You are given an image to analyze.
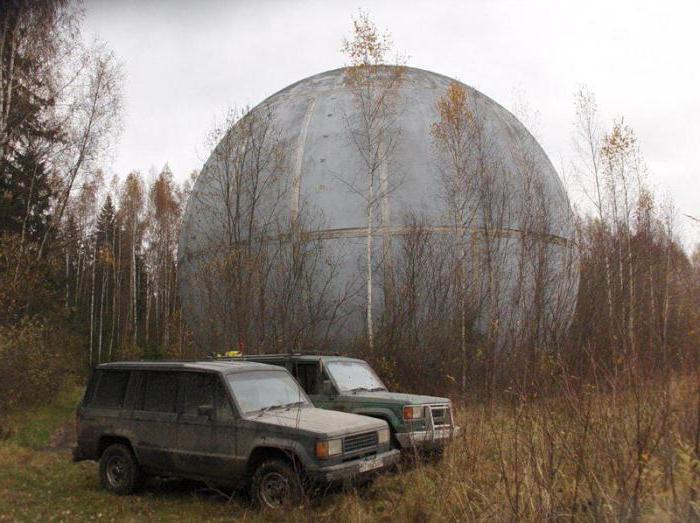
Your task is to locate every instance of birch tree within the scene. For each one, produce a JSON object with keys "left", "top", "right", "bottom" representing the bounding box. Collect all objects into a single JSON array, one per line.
[
  {"left": 431, "top": 81, "right": 510, "bottom": 390},
  {"left": 431, "top": 82, "right": 481, "bottom": 391},
  {"left": 341, "top": 11, "right": 405, "bottom": 352},
  {"left": 145, "top": 165, "right": 182, "bottom": 354},
  {"left": 37, "top": 42, "right": 123, "bottom": 260},
  {"left": 118, "top": 172, "right": 145, "bottom": 349}
]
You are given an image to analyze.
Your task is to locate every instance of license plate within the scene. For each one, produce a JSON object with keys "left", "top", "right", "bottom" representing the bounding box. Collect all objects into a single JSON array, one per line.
[{"left": 358, "top": 456, "right": 383, "bottom": 473}]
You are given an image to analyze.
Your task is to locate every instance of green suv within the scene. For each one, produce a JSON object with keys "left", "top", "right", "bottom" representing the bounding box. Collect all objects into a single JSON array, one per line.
[{"left": 234, "top": 354, "right": 461, "bottom": 452}]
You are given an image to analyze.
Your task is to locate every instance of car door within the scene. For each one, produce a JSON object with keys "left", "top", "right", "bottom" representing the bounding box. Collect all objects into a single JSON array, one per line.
[
  {"left": 79, "top": 369, "right": 131, "bottom": 457},
  {"left": 130, "top": 370, "right": 179, "bottom": 472},
  {"left": 176, "top": 372, "right": 237, "bottom": 480}
]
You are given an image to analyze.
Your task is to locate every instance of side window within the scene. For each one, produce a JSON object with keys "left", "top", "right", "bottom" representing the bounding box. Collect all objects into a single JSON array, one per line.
[
  {"left": 214, "top": 380, "right": 234, "bottom": 421},
  {"left": 181, "top": 372, "right": 215, "bottom": 416},
  {"left": 90, "top": 370, "right": 130, "bottom": 409},
  {"left": 123, "top": 371, "right": 143, "bottom": 409},
  {"left": 141, "top": 371, "right": 178, "bottom": 413},
  {"left": 295, "top": 363, "right": 320, "bottom": 395}
]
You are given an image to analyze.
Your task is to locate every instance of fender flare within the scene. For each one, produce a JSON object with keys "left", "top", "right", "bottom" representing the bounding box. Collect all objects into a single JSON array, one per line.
[
  {"left": 245, "top": 436, "right": 313, "bottom": 470},
  {"left": 97, "top": 429, "right": 140, "bottom": 460},
  {"left": 351, "top": 408, "right": 402, "bottom": 432}
]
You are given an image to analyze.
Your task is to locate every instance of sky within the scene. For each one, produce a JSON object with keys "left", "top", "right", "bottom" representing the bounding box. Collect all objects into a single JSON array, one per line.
[{"left": 82, "top": 0, "right": 700, "bottom": 243}]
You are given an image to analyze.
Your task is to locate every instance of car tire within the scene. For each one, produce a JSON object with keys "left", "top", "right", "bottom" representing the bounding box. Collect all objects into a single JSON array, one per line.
[
  {"left": 251, "top": 459, "right": 303, "bottom": 509},
  {"left": 418, "top": 446, "right": 445, "bottom": 464},
  {"left": 99, "top": 443, "right": 143, "bottom": 495}
]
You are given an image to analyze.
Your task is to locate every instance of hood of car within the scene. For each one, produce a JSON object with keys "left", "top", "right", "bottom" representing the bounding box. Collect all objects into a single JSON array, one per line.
[
  {"left": 339, "top": 390, "right": 449, "bottom": 406},
  {"left": 255, "top": 406, "right": 386, "bottom": 438}
]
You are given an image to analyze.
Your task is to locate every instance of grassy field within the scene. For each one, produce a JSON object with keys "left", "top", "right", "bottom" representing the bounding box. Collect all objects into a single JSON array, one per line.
[
  {"left": 0, "top": 375, "right": 698, "bottom": 522},
  {"left": 0, "top": 387, "right": 413, "bottom": 522}
]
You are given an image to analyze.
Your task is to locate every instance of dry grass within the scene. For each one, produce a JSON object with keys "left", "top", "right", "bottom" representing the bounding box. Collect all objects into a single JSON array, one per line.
[
  {"left": 0, "top": 373, "right": 698, "bottom": 522},
  {"left": 325, "top": 373, "right": 700, "bottom": 522}
]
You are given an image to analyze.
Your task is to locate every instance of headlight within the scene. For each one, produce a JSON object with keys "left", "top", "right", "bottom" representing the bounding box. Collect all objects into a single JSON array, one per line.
[
  {"left": 315, "top": 438, "right": 343, "bottom": 459},
  {"left": 377, "top": 427, "right": 390, "bottom": 445},
  {"left": 403, "top": 405, "right": 425, "bottom": 420}
]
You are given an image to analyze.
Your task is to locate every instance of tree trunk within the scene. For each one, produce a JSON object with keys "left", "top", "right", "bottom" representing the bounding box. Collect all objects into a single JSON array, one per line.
[
  {"left": 89, "top": 238, "right": 97, "bottom": 366},
  {"left": 366, "top": 167, "right": 374, "bottom": 353}
]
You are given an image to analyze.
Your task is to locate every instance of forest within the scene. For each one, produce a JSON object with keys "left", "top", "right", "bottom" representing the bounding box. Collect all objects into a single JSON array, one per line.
[{"left": 1, "top": 2, "right": 699, "bottom": 520}]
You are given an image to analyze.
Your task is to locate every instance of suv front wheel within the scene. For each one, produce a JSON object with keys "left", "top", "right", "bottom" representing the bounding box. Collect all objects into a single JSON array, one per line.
[
  {"left": 251, "top": 459, "right": 303, "bottom": 509},
  {"left": 99, "top": 443, "right": 143, "bottom": 495}
]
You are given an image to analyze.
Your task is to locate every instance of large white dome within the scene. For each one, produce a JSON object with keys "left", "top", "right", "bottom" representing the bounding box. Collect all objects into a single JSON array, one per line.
[{"left": 179, "top": 67, "right": 578, "bottom": 352}]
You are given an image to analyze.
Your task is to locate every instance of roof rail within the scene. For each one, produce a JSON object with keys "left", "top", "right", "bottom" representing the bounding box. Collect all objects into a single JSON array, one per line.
[
  {"left": 296, "top": 351, "right": 342, "bottom": 357},
  {"left": 210, "top": 351, "right": 343, "bottom": 359}
]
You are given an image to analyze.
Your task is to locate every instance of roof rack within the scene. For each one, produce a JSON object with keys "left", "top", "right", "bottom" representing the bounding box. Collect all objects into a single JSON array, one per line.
[
  {"left": 295, "top": 351, "right": 342, "bottom": 357},
  {"left": 209, "top": 351, "right": 342, "bottom": 359}
]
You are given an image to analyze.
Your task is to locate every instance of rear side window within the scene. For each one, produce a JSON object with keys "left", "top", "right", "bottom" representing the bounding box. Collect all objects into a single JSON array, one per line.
[
  {"left": 90, "top": 370, "right": 130, "bottom": 409},
  {"left": 141, "top": 371, "right": 178, "bottom": 413},
  {"left": 181, "top": 372, "right": 215, "bottom": 416}
]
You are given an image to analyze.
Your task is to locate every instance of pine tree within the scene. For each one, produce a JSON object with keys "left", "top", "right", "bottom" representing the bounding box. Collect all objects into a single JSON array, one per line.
[
  {"left": 95, "top": 195, "right": 116, "bottom": 249},
  {"left": 0, "top": 145, "right": 54, "bottom": 241}
]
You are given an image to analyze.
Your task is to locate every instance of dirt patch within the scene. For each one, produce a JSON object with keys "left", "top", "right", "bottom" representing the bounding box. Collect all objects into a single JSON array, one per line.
[{"left": 45, "top": 421, "right": 76, "bottom": 452}]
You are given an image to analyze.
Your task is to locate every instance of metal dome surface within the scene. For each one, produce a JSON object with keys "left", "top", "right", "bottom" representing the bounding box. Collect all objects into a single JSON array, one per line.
[{"left": 179, "top": 67, "right": 578, "bottom": 352}]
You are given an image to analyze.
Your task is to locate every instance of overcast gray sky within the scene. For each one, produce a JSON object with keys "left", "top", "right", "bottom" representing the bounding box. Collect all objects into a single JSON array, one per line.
[{"left": 83, "top": 0, "right": 699, "bottom": 241}]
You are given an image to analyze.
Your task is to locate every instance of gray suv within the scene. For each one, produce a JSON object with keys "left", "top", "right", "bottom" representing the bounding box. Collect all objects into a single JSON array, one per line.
[{"left": 73, "top": 361, "right": 400, "bottom": 508}]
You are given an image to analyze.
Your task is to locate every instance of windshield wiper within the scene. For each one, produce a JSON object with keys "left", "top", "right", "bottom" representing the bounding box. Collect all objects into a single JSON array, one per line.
[
  {"left": 255, "top": 401, "right": 306, "bottom": 416},
  {"left": 254, "top": 404, "right": 286, "bottom": 417},
  {"left": 282, "top": 401, "right": 306, "bottom": 410}
]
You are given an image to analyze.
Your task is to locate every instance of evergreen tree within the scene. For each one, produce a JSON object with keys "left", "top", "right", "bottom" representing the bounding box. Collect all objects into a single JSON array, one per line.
[
  {"left": 95, "top": 195, "right": 116, "bottom": 250},
  {"left": 0, "top": 145, "right": 54, "bottom": 240}
]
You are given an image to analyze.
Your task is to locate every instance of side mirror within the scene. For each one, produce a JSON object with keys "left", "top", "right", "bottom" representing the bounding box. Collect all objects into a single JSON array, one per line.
[{"left": 197, "top": 405, "right": 214, "bottom": 419}]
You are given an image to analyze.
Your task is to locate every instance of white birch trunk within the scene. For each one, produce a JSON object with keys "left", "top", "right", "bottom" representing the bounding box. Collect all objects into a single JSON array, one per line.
[
  {"left": 89, "top": 238, "right": 97, "bottom": 365},
  {"left": 366, "top": 170, "right": 374, "bottom": 352}
]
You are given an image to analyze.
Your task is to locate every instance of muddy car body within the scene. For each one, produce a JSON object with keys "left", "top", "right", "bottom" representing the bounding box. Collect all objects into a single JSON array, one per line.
[
  {"left": 73, "top": 361, "right": 399, "bottom": 507},
  {"left": 234, "top": 355, "right": 461, "bottom": 451}
]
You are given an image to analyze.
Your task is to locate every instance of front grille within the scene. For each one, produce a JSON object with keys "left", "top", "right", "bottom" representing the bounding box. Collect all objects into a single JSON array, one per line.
[
  {"left": 343, "top": 431, "right": 378, "bottom": 453},
  {"left": 429, "top": 404, "right": 452, "bottom": 428}
]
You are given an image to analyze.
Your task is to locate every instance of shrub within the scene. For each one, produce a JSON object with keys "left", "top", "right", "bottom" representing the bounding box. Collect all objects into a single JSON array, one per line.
[{"left": 0, "top": 315, "right": 78, "bottom": 413}]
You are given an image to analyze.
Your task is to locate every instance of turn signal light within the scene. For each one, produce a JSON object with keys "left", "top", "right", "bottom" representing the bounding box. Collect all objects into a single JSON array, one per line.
[
  {"left": 315, "top": 438, "right": 342, "bottom": 458},
  {"left": 403, "top": 405, "right": 425, "bottom": 420}
]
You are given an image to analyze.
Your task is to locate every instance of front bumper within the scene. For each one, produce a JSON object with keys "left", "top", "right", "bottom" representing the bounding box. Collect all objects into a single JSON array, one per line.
[
  {"left": 395, "top": 426, "right": 462, "bottom": 448},
  {"left": 307, "top": 448, "right": 401, "bottom": 483}
]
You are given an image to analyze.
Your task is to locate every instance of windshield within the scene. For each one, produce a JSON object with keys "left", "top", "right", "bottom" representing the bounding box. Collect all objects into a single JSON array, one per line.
[
  {"left": 325, "top": 361, "right": 386, "bottom": 393},
  {"left": 227, "top": 370, "right": 310, "bottom": 415}
]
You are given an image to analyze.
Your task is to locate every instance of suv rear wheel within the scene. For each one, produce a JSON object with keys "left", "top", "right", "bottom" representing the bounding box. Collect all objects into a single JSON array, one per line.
[
  {"left": 99, "top": 443, "right": 143, "bottom": 495},
  {"left": 251, "top": 459, "right": 303, "bottom": 509}
]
